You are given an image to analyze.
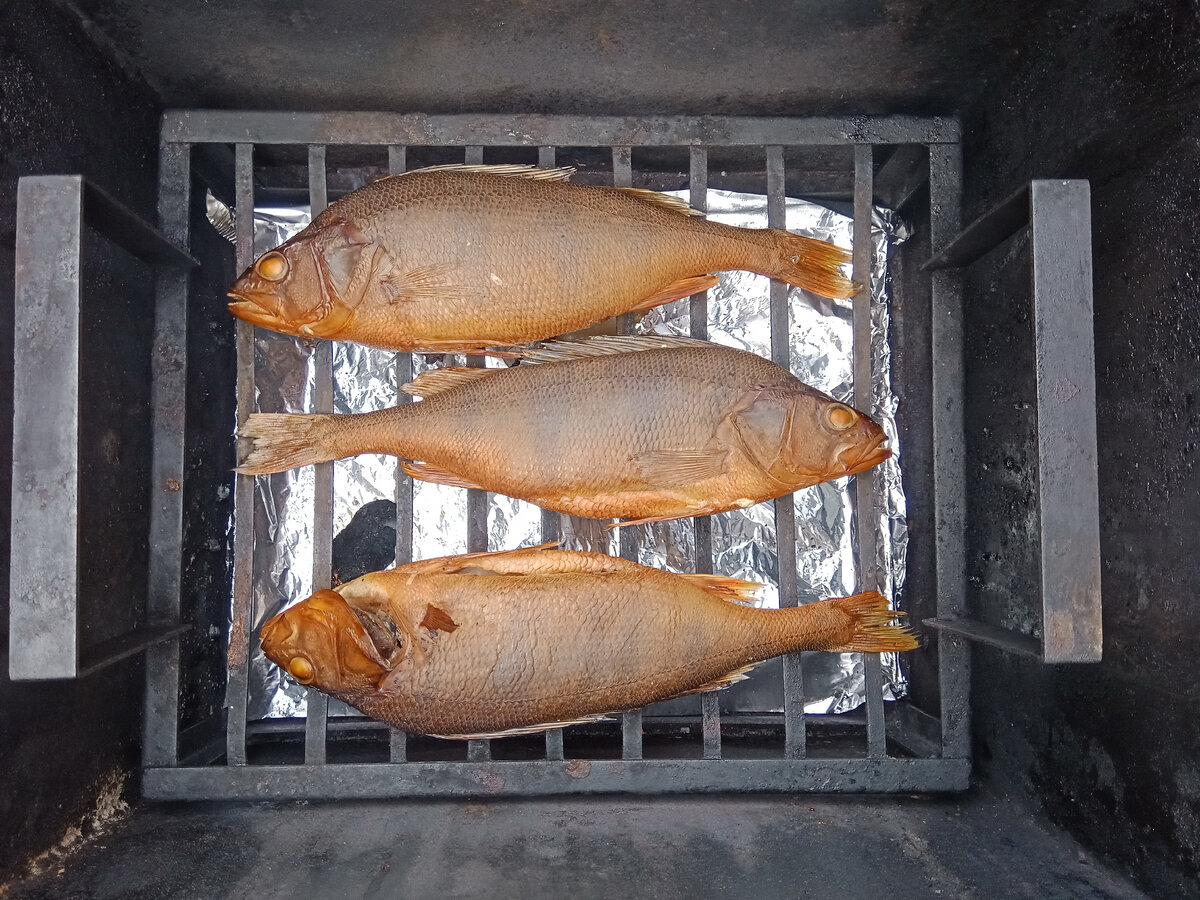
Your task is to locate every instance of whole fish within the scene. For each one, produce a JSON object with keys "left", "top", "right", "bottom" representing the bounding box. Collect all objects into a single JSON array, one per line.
[
  {"left": 259, "top": 546, "right": 916, "bottom": 738},
  {"left": 227, "top": 164, "right": 857, "bottom": 353},
  {"left": 236, "top": 336, "right": 891, "bottom": 524}
]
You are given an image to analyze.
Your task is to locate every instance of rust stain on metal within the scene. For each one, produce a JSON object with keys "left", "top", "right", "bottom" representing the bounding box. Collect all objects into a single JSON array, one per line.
[
  {"left": 1052, "top": 377, "right": 1080, "bottom": 403},
  {"left": 227, "top": 619, "right": 247, "bottom": 668},
  {"left": 165, "top": 477, "right": 181, "bottom": 492},
  {"left": 477, "top": 771, "right": 505, "bottom": 793},
  {"left": 566, "top": 759, "right": 591, "bottom": 779}
]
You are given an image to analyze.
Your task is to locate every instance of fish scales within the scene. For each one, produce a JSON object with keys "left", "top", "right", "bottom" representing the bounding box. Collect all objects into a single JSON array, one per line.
[
  {"left": 258, "top": 548, "right": 917, "bottom": 737},
  {"left": 238, "top": 339, "right": 892, "bottom": 522},
  {"left": 229, "top": 166, "right": 856, "bottom": 351}
]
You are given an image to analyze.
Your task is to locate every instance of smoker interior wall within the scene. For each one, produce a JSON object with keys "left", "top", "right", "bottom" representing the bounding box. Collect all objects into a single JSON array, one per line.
[
  {"left": 954, "top": 3, "right": 1200, "bottom": 895},
  {"left": 0, "top": 0, "right": 160, "bottom": 882}
]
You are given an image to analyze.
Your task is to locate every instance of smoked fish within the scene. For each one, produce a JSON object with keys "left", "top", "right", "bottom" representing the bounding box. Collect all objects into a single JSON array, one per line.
[
  {"left": 259, "top": 546, "right": 917, "bottom": 738},
  {"left": 236, "top": 336, "right": 891, "bottom": 524},
  {"left": 227, "top": 164, "right": 857, "bottom": 353}
]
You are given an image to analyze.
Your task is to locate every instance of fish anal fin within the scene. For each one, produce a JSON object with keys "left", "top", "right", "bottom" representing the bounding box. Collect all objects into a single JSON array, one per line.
[
  {"left": 632, "top": 447, "right": 729, "bottom": 485},
  {"left": 401, "top": 461, "right": 487, "bottom": 491},
  {"left": 389, "top": 163, "right": 576, "bottom": 182},
  {"left": 665, "top": 663, "right": 762, "bottom": 700},
  {"left": 613, "top": 187, "right": 704, "bottom": 217},
  {"left": 432, "top": 714, "right": 610, "bottom": 740},
  {"left": 607, "top": 503, "right": 716, "bottom": 528},
  {"left": 518, "top": 333, "right": 708, "bottom": 365},
  {"left": 629, "top": 275, "right": 721, "bottom": 312},
  {"left": 678, "top": 573, "right": 763, "bottom": 604},
  {"left": 402, "top": 366, "right": 496, "bottom": 397},
  {"left": 411, "top": 340, "right": 523, "bottom": 358},
  {"left": 419, "top": 603, "right": 458, "bottom": 633}
]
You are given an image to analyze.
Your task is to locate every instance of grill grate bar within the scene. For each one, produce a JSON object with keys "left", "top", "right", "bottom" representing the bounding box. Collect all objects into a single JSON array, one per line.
[
  {"left": 689, "top": 146, "right": 723, "bottom": 761},
  {"left": 304, "top": 145, "right": 332, "bottom": 765},
  {"left": 538, "top": 143, "right": 566, "bottom": 763},
  {"left": 462, "top": 144, "right": 492, "bottom": 764},
  {"left": 226, "top": 142, "right": 256, "bottom": 766},
  {"left": 143, "top": 140, "right": 192, "bottom": 767},
  {"left": 767, "top": 146, "right": 806, "bottom": 760},
  {"left": 387, "top": 143, "right": 412, "bottom": 763},
  {"left": 852, "top": 144, "right": 888, "bottom": 759},
  {"left": 612, "top": 145, "right": 643, "bottom": 762}
]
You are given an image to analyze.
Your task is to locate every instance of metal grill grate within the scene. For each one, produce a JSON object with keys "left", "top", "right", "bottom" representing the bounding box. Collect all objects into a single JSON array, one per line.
[{"left": 141, "top": 114, "right": 971, "bottom": 798}]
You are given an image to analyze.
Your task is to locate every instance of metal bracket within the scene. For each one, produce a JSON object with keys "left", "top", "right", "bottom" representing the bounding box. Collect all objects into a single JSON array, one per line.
[
  {"left": 9, "top": 175, "right": 194, "bottom": 680},
  {"left": 924, "top": 180, "right": 1102, "bottom": 663}
]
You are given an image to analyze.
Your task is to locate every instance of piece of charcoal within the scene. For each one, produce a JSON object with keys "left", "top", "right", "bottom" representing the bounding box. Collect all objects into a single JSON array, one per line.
[{"left": 330, "top": 499, "right": 398, "bottom": 586}]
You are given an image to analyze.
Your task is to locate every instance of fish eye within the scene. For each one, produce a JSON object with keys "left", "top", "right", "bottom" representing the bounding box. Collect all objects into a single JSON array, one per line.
[
  {"left": 255, "top": 251, "right": 289, "bottom": 282},
  {"left": 826, "top": 404, "right": 856, "bottom": 430},
  {"left": 288, "top": 656, "right": 315, "bottom": 683}
]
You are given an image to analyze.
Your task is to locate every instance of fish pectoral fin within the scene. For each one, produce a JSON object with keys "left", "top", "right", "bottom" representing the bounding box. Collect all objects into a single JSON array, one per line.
[
  {"left": 400, "top": 461, "right": 487, "bottom": 491},
  {"left": 662, "top": 663, "right": 763, "bottom": 700},
  {"left": 389, "top": 163, "right": 576, "bottom": 182},
  {"left": 518, "top": 333, "right": 707, "bottom": 364},
  {"left": 376, "top": 655, "right": 423, "bottom": 695},
  {"left": 419, "top": 603, "right": 459, "bottom": 633},
  {"left": 632, "top": 447, "right": 729, "bottom": 485},
  {"left": 612, "top": 186, "right": 704, "bottom": 217},
  {"left": 677, "top": 574, "right": 764, "bottom": 604},
  {"left": 381, "top": 263, "right": 459, "bottom": 303},
  {"left": 629, "top": 275, "right": 721, "bottom": 312},
  {"left": 431, "top": 714, "right": 612, "bottom": 741},
  {"left": 401, "top": 366, "right": 497, "bottom": 397}
]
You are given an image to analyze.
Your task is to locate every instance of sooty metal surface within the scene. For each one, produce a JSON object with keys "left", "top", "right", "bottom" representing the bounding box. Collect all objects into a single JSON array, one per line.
[{"left": 141, "top": 113, "right": 971, "bottom": 799}]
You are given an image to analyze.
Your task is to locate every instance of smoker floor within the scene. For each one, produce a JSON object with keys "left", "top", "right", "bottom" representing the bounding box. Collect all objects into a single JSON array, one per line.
[{"left": 8, "top": 790, "right": 1145, "bottom": 899}]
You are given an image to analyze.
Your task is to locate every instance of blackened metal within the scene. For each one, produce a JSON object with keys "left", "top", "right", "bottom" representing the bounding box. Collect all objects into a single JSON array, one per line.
[
  {"left": 766, "top": 146, "right": 805, "bottom": 760},
  {"left": 1030, "top": 181, "right": 1101, "bottom": 663},
  {"left": 144, "top": 140, "right": 192, "bottom": 766},
  {"left": 226, "top": 142, "right": 256, "bottom": 766},
  {"left": 80, "top": 624, "right": 191, "bottom": 678},
  {"left": 161, "top": 112, "right": 961, "bottom": 148},
  {"left": 924, "top": 617, "right": 1042, "bottom": 659},
  {"left": 928, "top": 141, "right": 971, "bottom": 761},
  {"left": 388, "top": 143, "right": 412, "bottom": 764},
  {"left": 80, "top": 178, "right": 199, "bottom": 267},
  {"left": 465, "top": 144, "right": 484, "bottom": 165},
  {"left": 144, "top": 756, "right": 970, "bottom": 799},
  {"left": 874, "top": 144, "right": 929, "bottom": 214},
  {"left": 306, "top": 145, "right": 332, "bottom": 765},
  {"left": 853, "top": 144, "right": 887, "bottom": 760},
  {"left": 923, "top": 181, "right": 1030, "bottom": 270},
  {"left": 885, "top": 702, "right": 944, "bottom": 760}
]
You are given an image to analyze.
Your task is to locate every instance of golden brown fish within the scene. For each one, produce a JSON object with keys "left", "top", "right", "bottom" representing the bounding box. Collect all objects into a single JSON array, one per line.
[
  {"left": 236, "top": 336, "right": 891, "bottom": 524},
  {"left": 259, "top": 546, "right": 916, "bottom": 738},
  {"left": 227, "top": 164, "right": 856, "bottom": 353}
]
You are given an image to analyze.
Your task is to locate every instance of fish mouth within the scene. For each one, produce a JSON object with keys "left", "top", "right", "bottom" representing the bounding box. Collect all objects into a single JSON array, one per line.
[
  {"left": 839, "top": 433, "right": 893, "bottom": 476},
  {"left": 228, "top": 293, "right": 288, "bottom": 331}
]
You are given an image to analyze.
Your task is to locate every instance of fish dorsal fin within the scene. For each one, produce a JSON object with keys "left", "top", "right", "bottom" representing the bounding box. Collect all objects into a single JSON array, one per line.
[
  {"left": 390, "top": 163, "right": 576, "bottom": 182},
  {"left": 614, "top": 187, "right": 704, "bottom": 217},
  {"left": 398, "top": 545, "right": 645, "bottom": 583},
  {"left": 663, "top": 662, "right": 763, "bottom": 700},
  {"left": 677, "top": 573, "right": 763, "bottom": 605},
  {"left": 432, "top": 714, "right": 611, "bottom": 740},
  {"left": 518, "top": 334, "right": 710, "bottom": 365},
  {"left": 402, "top": 366, "right": 496, "bottom": 397}
]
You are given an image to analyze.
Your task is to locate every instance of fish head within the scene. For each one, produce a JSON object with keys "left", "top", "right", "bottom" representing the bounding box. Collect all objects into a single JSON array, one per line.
[
  {"left": 228, "top": 220, "right": 376, "bottom": 340},
  {"left": 259, "top": 589, "right": 390, "bottom": 694},
  {"left": 731, "top": 385, "right": 892, "bottom": 487}
]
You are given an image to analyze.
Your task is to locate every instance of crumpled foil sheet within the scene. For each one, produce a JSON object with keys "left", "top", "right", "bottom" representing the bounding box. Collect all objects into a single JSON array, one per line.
[{"left": 239, "top": 191, "right": 910, "bottom": 722}]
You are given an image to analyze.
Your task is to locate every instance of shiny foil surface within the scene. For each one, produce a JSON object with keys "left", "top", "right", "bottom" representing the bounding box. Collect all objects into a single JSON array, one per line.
[{"left": 235, "top": 191, "right": 910, "bottom": 722}]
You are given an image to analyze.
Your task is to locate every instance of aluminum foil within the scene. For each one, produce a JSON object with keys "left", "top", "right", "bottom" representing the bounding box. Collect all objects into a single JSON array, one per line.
[{"left": 237, "top": 191, "right": 910, "bottom": 721}]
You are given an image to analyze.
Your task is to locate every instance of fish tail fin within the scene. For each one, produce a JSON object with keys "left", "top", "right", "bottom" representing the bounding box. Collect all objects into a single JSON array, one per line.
[
  {"left": 236, "top": 414, "right": 341, "bottom": 474},
  {"left": 765, "top": 229, "right": 859, "bottom": 300},
  {"left": 779, "top": 591, "right": 917, "bottom": 654},
  {"left": 826, "top": 591, "right": 918, "bottom": 653}
]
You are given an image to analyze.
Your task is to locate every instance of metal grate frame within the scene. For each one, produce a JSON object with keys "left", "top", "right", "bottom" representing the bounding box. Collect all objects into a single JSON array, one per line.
[{"left": 141, "top": 113, "right": 971, "bottom": 799}]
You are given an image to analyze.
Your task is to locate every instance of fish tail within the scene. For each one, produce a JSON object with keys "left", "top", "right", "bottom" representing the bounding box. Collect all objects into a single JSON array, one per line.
[
  {"left": 776, "top": 591, "right": 917, "bottom": 654},
  {"left": 764, "top": 229, "right": 859, "bottom": 300},
  {"left": 236, "top": 410, "right": 401, "bottom": 475}
]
